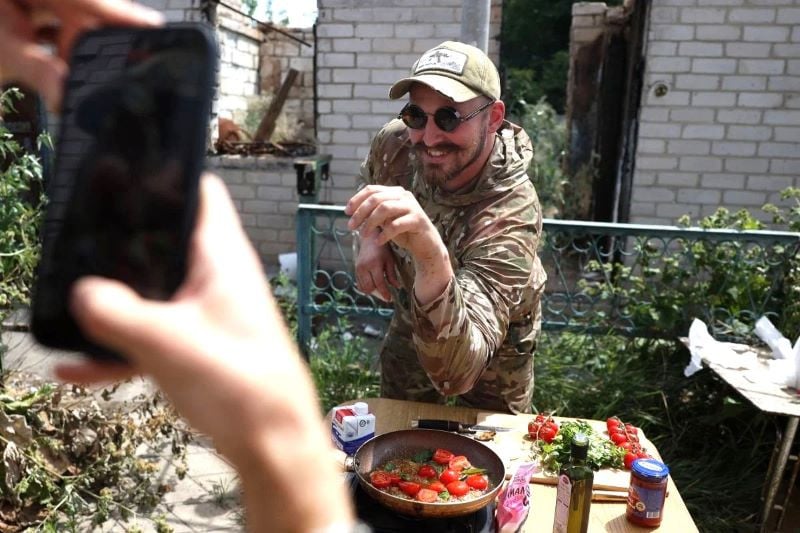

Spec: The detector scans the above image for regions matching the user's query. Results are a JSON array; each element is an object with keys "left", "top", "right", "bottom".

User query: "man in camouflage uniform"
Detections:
[{"left": 345, "top": 41, "right": 546, "bottom": 414}]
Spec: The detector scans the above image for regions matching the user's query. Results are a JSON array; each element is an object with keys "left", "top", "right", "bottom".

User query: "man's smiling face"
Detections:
[{"left": 406, "top": 84, "right": 494, "bottom": 191}]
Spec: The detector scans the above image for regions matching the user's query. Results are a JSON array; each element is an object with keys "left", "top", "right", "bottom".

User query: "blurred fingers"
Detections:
[
  {"left": 54, "top": 359, "right": 137, "bottom": 384},
  {"left": 0, "top": 2, "right": 35, "bottom": 38},
  {"left": 0, "top": 28, "right": 65, "bottom": 110},
  {"left": 48, "top": 0, "right": 165, "bottom": 27},
  {"left": 69, "top": 276, "right": 178, "bottom": 363}
]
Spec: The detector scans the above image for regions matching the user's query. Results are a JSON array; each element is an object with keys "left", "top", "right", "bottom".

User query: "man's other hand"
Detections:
[{"left": 354, "top": 231, "right": 400, "bottom": 302}]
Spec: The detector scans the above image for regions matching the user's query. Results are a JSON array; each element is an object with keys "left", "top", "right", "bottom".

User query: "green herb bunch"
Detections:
[{"left": 537, "top": 420, "right": 624, "bottom": 473}]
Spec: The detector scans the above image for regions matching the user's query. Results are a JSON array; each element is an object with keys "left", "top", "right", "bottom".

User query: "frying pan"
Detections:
[{"left": 351, "top": 429, "right": 506, "bottom": 518}]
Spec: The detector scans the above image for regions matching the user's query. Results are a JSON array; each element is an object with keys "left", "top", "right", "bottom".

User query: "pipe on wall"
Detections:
[{"left": 460, "top": 0, "right": 491, "bottom": 52}]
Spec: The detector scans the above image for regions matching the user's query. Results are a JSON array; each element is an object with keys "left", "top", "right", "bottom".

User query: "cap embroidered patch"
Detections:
[{"left": 414, "top": 48, "right": 468, "bottom": 75}]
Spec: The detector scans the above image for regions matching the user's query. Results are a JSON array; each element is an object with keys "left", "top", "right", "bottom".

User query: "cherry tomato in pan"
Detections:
[
  {"left": 466, "top": 474, "right": 489, "bottom": 491},
  {"left": 426, "top": 481, "right": 447, "bottom": 493},
  {"left": 449, "top": 455, "right": 472, "bottom": 471},
  {"left": 415, "top": 488, "right": 438, "bottom": 502},
  {"left": 398, "top": 481, "right": 421, "bottom": 497},
  {"left": 439, "top": 468, "right": 460, "bottom": 484},
  {"left": 370, "top": 471, "right": 394, "bottom": 489},
  {"left": 446, "top": 480, "right": 470, "bottom": 497},
  {"left": 417, "top": 464, "right": 437, "bottom": 478},
  {"left": 433, "top": 448, "right": 454, "bottom": 465}
]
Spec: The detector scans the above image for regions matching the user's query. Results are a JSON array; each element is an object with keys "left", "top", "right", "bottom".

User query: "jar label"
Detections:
[{"left": 627, "top": 481, "right": 666, "bottom": 521}]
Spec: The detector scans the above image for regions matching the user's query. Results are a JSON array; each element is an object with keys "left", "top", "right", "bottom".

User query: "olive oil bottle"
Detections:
[{"left": 552, "top": 433, "right": 593, "bottom": 533}]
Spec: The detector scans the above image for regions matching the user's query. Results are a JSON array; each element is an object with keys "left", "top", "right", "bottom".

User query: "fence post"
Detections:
[{"left": 296, "top": 207, "right": 312, "bottom": 359}]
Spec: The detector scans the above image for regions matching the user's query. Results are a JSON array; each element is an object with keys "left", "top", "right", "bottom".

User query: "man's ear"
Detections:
[{"left": 487, "top": 99, "right": 505, "bottom": 133}]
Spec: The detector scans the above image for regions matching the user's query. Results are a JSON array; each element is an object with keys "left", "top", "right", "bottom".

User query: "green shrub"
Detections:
[
  {"left": 512, "top": 98, "right": 568, "bottom": 219},
  {"left": 533, "top": 331, "right": 773, "bottom": 532},
  {"left": 307, "top": 318, "right": 380, "bottom": 414},
  {"left": 270, "top": 275, "right": 380, "bottom": 414},
  {"left": 0, "top": 88, "right": 47, "bottom": 316},
  {"left": 533, "top": 200, "right": 800, "bottom": 531}
]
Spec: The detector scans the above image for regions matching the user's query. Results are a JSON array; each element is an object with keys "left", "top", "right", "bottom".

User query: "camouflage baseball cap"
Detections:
[{"left": 389, "top": 41, "right": 501, "bottom": 103}]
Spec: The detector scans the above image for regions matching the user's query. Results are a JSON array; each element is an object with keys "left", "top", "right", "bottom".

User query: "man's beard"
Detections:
[{"left": 411, "top": 124, "right": 488, "bottom": 189}]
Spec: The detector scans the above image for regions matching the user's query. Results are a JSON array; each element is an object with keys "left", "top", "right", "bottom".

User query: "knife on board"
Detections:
[{"left": 411, "top": 419, "right": 513, "bottom": 433}]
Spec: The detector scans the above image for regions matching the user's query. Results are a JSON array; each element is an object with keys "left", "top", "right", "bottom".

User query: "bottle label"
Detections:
[{"left": 553, "top": 474, "right": 572, "bottom": 533}]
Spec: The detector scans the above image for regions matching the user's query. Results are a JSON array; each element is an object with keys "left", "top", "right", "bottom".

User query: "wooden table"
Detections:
[
  {"left": 700, "top": 353, "right": 800, "bottom": 532},
  {"left": 680, "top": 337, "right": 800, "bottom": 531},
  {"left": 336, "top": 397, "right": 698, "bottom": 532}
]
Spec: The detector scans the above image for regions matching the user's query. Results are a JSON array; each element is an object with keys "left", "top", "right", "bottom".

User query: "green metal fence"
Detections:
[{"left": 296, "top": 203, "right": 800, "bottom": 357}]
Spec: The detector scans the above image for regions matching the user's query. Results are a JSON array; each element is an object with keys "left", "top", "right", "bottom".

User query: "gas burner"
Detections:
[{"left": 345, "top": 474, "right": 496, "bottom": 533}]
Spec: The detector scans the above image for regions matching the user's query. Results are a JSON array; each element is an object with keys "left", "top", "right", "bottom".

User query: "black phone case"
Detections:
[{"left": 31, "top": 23, "right": 218, "bottom": 361}]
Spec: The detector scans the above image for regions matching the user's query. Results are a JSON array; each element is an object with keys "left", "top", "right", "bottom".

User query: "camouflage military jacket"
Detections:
[{"left": 358, "top": 118, "right": 546, "bottom": 414}]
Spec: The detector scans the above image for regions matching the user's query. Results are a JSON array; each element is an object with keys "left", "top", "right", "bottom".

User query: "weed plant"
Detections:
[
  {"left": 307, "top": 319, "right": 380, "bottom": 413},
  {"left": 533, "top": 332, "right": 773, "bottom": 531},
  {"left": 0, "top": 88, "right": 191, "bottom": 531},
  {"left": 0, "top": 376, "right": 190, "bottom": 532},
  {"left": 0, "top": 88, "right": 47, "bottom": 323}
]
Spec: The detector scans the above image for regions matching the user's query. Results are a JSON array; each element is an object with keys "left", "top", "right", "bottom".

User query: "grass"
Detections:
[{"left": 532, "top": 331, "right": 775, "bottom": 532}]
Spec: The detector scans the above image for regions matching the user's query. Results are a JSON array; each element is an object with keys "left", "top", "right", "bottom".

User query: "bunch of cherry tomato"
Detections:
[
  {"left": 527, "top": 412, "right": 559, "bottom": 443},
  {"left": 606, "top": 416, "right": 651, "bottom": 469}
]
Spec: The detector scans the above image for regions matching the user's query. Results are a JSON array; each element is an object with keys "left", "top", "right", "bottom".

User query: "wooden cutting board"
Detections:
[{"left": 475, "top": 412, "right": 656, "bottom": 493}]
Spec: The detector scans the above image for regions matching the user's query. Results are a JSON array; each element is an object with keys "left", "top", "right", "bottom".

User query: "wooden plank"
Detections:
[{"left": 253, "top": 68, "right": 298, "bottom": 142}]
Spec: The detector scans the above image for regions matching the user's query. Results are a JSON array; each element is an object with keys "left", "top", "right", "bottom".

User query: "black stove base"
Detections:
[{"left": 346, "top": 474, "right": 496, "bottom": 533}]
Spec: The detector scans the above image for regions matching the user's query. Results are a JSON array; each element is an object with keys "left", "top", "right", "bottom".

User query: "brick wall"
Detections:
[
  {"left": 631, "top": 0, "right": 800, "bottom": 225},
  {"left": 206, "top": 156, "right": 300, "bottom": 261},
  {"left": 87, "top": 1, "right": 506, "bottom": 269},
  {"left": 138, "top": 0, "right": 206, "bottom": 21},
  {"left": 134, "top": 0, "right": 306, "bottom": 270},
  {"left": 260, "top": 27, "right": 316, "bottom": 143},
  {"left": 216, "top": 3, "right": 263, "bottom": 123},
  {"left": 315, "top": 0, "right": 504, "bottom": 205}
]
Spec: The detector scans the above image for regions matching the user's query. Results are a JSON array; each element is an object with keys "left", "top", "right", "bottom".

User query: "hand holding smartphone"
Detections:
[{"left": 32, "top": 24, "right": 218, "bottom": 361}]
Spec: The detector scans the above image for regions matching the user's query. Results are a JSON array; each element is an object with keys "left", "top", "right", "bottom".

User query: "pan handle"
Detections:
[
  {"left": 332, "top": 448, "right": 354, "bottom": 473},
  {"left": 344, "top": 453, "right": 356, "bottom": 472}
]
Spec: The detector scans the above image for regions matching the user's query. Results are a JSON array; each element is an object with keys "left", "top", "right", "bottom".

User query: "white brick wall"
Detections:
[
  {"left": 631, "top": 0, "right": 800, "bottom": 226},
  {"left": 316, "top": 0, "right": 504, "bottom": 201},
  {"left": 259, "top": 27, "right": 316, "bottom": 143},
  {"left": 138, "top": 0, "right": 205, "bottom": 22},
  {"left": 206, "top": 156, "right": 300, "bottom": 261}
]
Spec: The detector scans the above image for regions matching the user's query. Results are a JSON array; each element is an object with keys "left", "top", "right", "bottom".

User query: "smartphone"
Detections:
[{"left": 31, "top": 24, "right": 218, "bottom": 360}]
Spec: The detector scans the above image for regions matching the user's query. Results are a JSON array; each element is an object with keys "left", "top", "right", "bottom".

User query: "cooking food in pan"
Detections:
[{"left": 368, "top": 447, "right": 490, "bottom": 503}]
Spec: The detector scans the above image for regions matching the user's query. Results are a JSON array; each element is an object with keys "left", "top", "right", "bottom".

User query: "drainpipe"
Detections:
[{"left": 460, "top": 0, "right": 491, "bottom": 52}]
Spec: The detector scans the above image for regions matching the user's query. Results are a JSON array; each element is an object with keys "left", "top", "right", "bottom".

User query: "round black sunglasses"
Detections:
[{"left": 398, "top": 100, "right": 495, "bottom": 133}]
